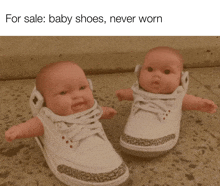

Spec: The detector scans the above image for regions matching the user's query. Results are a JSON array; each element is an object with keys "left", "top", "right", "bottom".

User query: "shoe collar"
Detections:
[
  {"left": 41, "top": 99, "right": 102, "bottom": 124},
  {"left": 132, "top": 81, "right": 185, "bottom": 100}
]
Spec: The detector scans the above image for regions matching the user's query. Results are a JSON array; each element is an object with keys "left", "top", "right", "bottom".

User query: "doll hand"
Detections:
[
  {"left": 116, "top": 89, "right": 133, "bottom": 101},
  {"left": 101, "top": 107, "right": 117, "bottom": 119},
  {"left": 116, "top": 90, "right": 124, "bottom": 101},
  {"left": 200, "top": 99, "right": 218, "bottom": 113},
  {"left": 5, "top": 126, "right": 20, "bottom": 142}
]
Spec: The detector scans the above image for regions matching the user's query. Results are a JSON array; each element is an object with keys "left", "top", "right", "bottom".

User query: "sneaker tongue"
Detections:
[
  {"left": 132, "top": 81, "right": 184, "bottom": 99},
  {"left": 43, "top": 99, "right": 102, "bottom": 124}
]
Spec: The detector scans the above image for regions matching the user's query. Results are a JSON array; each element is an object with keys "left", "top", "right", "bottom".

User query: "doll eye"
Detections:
[
  {"left": 80, "top": 86, "right": 86, "bottom": 90},
  {"left": 60, "top": 91, "right": 67, "bottom": 95},
  {"left": 164, "top": 70, "right": 170, "bottom": 74},
  {"left": 147, "top": 67, "right": 153, "bottom": 72}
]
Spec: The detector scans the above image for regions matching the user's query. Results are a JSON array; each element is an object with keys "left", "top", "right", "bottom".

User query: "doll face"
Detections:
[
  {"left": 39, "top": 63, "right": 94, "bottom": 116},
  {"left": 139, "top": 50, "right": 182, "bottom": 94}
]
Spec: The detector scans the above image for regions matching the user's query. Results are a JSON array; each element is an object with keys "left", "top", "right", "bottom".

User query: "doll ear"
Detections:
[
  {"left": 134, "top": 64, "right": 142, "bottom": 78},
  {"left": 87, "top": 79, "right": 93, "bottom": 91},
  {"left": 181, "top": 71, "right": 189, "bottom": 91},
  {"left": 29, "top": 86, "right": 44, "bottom": 117}
]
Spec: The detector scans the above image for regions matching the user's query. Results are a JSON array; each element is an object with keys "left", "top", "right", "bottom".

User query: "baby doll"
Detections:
[
  {"left": 116, "top": 47, "right": 217, "bottom": 158},
  {"left": 5, "top": 62, "right": 129, "bottom": 186}
]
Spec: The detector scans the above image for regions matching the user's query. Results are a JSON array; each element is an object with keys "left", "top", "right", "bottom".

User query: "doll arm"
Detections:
[
  {"left": 5, "top": 117, "right": 44, "bottom": 142},
  {"left": 101, "top": 107, "right": 117, "bottom": 119},
  {"left": 182, "top": 94, "right": 218, "bottom": 113},
  {"left": 115, "top": 88, "right": 134, "bottom": 101}
]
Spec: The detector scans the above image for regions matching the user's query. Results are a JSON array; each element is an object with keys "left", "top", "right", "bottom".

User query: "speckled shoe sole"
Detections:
[
  {"left": 120, "top": 133, "right": 177, "bottom": 158},
  {"left": 120, "top": 145, "right": 169, "bottom": 158}
]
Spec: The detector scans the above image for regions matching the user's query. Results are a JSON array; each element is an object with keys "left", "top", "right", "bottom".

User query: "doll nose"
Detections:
[
  {"left": 71, "top": 90, "right": 81, "bottom": 99},
  {"left": 152, "top": 70, "right": 161, "bottom": 79}
]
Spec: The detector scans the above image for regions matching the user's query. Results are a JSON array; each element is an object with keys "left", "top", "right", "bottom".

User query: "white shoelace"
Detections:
[
  {"left": 132, "top": 95, "right": 175, "bottom": 121},
  {"left": 131, "top": 81, "right": 180, "bottom": 122},
  {"left": 43, "top": 100, "right": 104, "bottom": 143}
]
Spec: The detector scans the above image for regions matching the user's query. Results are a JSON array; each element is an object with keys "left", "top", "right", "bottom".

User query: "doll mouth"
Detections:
[
  {"left": 72, "top": 102, "right": 85, "bottom": 110},
  {"left": 152, "top": 81, "right": 160, "bottom": 85}
]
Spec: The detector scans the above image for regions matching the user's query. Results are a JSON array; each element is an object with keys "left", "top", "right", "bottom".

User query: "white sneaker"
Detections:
[
  {"left": 30, "top": 90, "right": 129, "bottom": 185},
  {"left": 120, "top": 71, "right": 189, "bottom": 157}
]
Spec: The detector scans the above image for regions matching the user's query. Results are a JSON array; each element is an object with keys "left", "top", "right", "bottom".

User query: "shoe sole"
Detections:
[
  {"left": 35, "top": 137, "right": 130, "bottom": 186},
  {"left": 120, "top": 136, "right": 177, "bottom": 158}
]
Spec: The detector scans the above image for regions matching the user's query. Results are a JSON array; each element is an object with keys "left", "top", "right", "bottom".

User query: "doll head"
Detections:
[
  {"left": 139, "top": 47, "right": 183, "bottom": 94},
  {"left": 36, "top": 62, "right": 94, "bottom": 116}
]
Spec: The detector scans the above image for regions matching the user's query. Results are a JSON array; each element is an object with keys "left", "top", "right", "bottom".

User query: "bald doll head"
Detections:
[
  {"left": 36, "top": 62, "right": 94, "bottom": 116},
  {"left": 139, "top": 47, "right": 183, "bottom": 94}
]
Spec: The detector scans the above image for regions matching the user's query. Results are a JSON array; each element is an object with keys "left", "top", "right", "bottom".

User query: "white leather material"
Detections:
[
  {"left": 134, "top": 64, "right": 142, "bottom": 78},
  {"left": 29, "top": 86, "right": 44, "bottom": 117}
]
